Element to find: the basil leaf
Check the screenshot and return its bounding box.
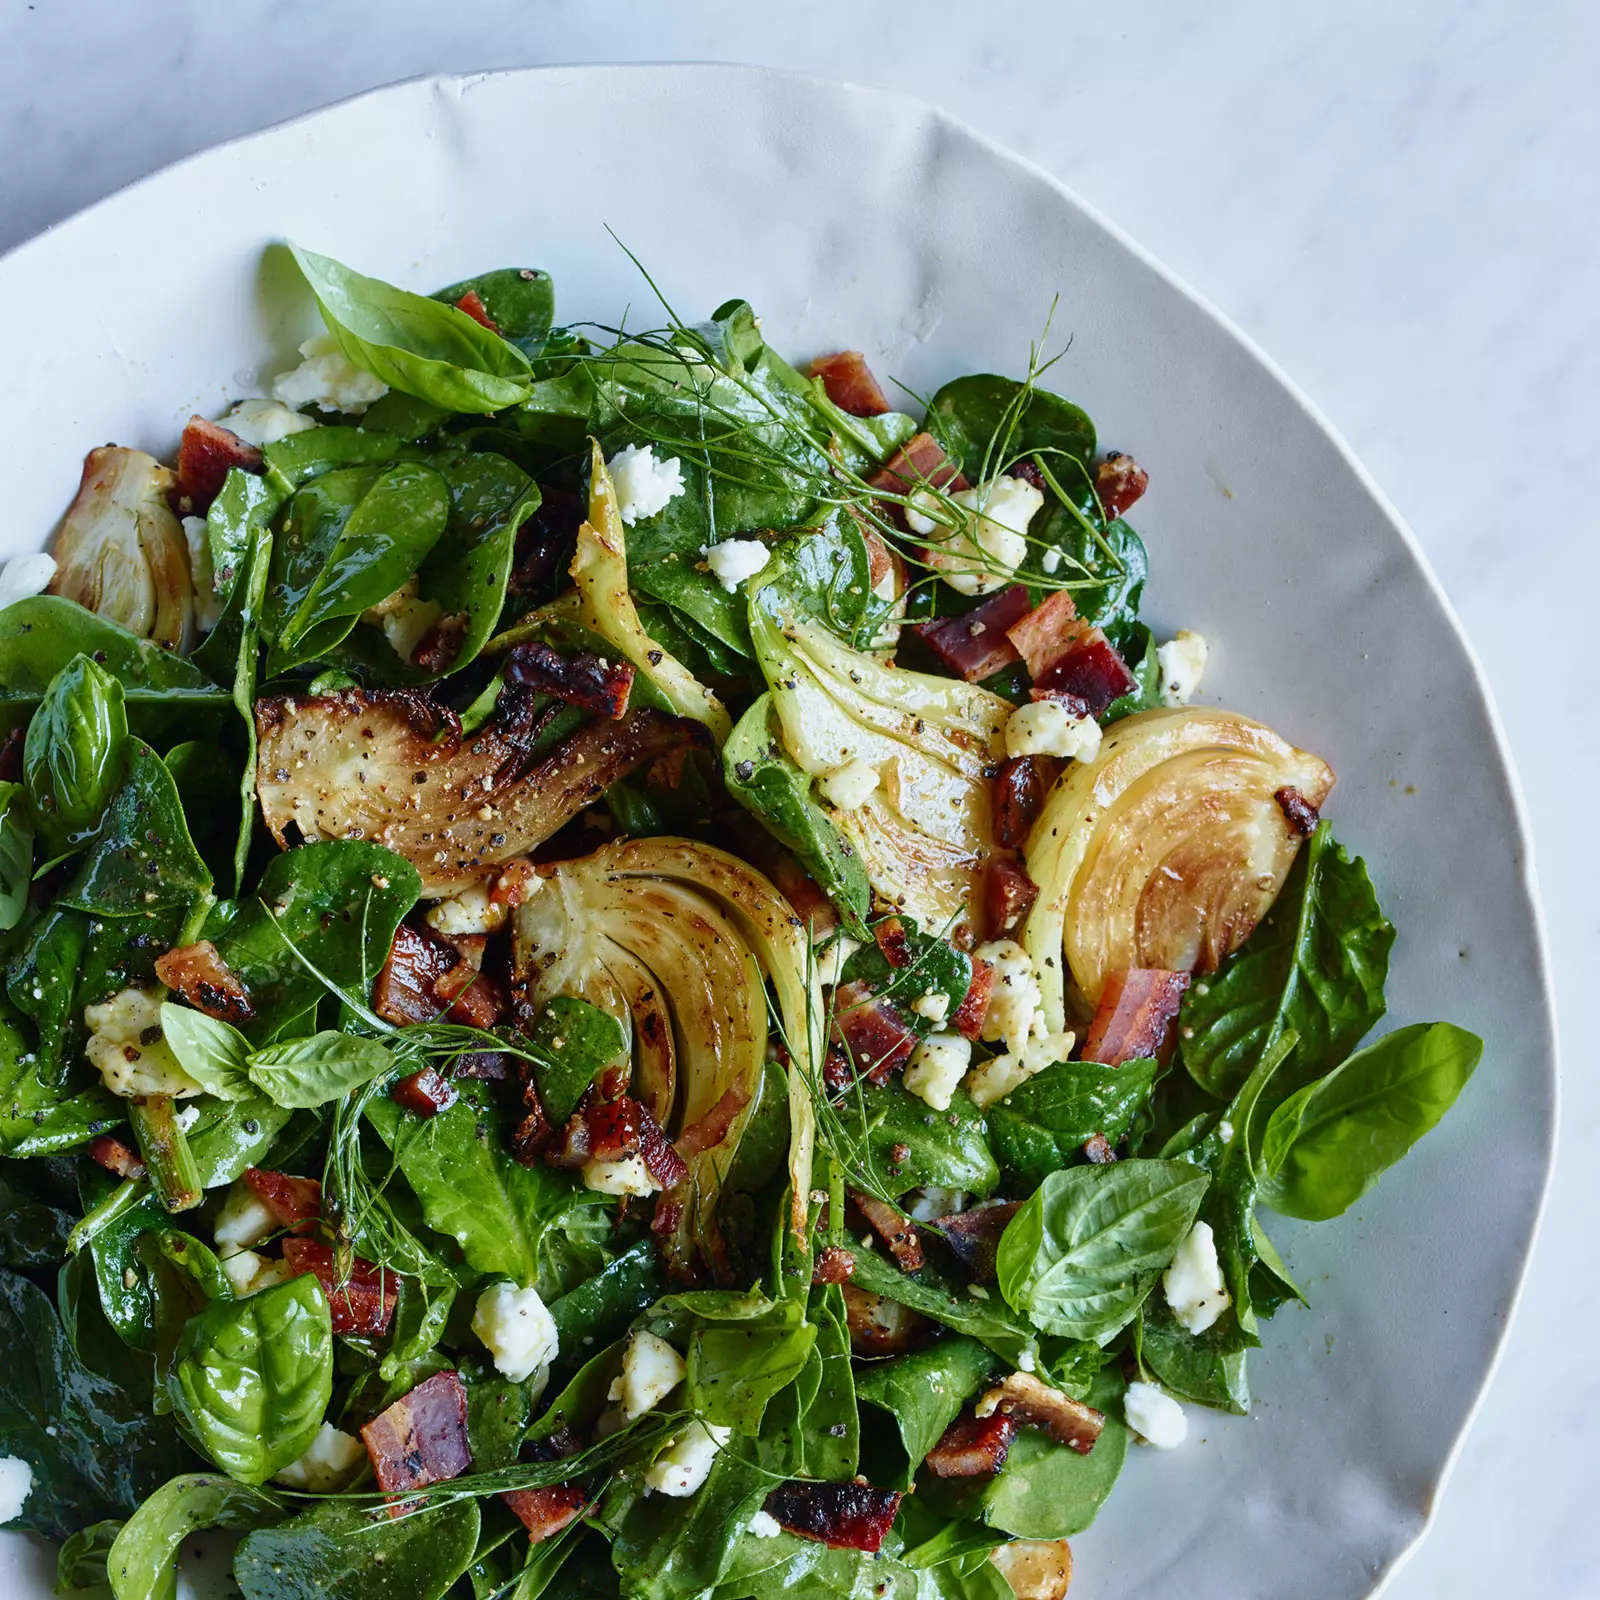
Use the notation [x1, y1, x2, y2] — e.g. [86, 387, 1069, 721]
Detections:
[235, 1494, 480, 1600]
[246, 1030, 395, 1109]
[525, 995, 628, 1125]
[107, 1473, 283, 1600]
[169, 1275, 333, 1484]
[855, 1335, 1002, 1489]
[1259, 1021, 1482, 1221]
[288, 242, 534, 413]
[1182, 824, 1395, 1100]
[57, 1517, 122, 1592]
[995, 1160, 1210, 1342]
[985, 1058, 1159, 1191]
[160, 1003, 253, 1101]
[24, 652, 128, 857]
[0, 781, 33, 930]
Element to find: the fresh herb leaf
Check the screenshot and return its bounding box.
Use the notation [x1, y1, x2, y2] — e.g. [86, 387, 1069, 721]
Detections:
[855, 1335, 1002, 1489]
[525, 995, 628, 1125]
[0, 783, 32, 931]
[246, 1030, 395, 1109]
[985, 1058, 1159, 1191]
[24, 653, 128, 858]
[160, 1004, 253, 1101]
[106, 1473, 283, 1600]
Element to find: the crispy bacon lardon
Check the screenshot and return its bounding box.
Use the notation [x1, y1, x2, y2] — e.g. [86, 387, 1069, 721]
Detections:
[976, 1371, 1105, 1456]
[176, 415, 263, 512]
[829, 982, 919, 1086]
[852, 1192, 924, 1272]
[673, 1082, 751, 1161]
[951, 957, 995, 1040]
[911, 584, 1031, 683]
[984, 860, 1040, 941]
[808, 350, 891, 417]
[1275, 784, 1321, 837]
[931, 1201, 1019, 1282]
[391, 1066, 459, 1118]
[763, 1480, 903, 1553]
[243, 1167, 320, 1233]
[361, 1370, 473, 1508]
[501, 1485, 586, 1542]
[153, 940, 255, 1025]
[866, 431, 969, 499]
[585, 1095, 688, 1189]
[1095, 452, 1148, 519]
[88, 1134, 145, 1181]
[1031, 630, 1136, 718]
[841, 1284, 927, 1355]
[990, 1539, 1074, 1600]
[1081, 969, 1191, 1067]
[811, 1245, 857, 1286]
[1005, 591, 1083, 681]
[503, 640, 636, 720]
[282, 1238, 399, 1337]
[925, 1409, 1018, 1477]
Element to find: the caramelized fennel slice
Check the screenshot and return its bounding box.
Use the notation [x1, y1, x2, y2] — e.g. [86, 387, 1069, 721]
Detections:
[254, 690, 691, 895]
[1022, 706, 1334, 1027]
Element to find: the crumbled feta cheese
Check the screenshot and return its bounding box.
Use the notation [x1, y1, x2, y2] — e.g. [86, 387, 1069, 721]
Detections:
[928, 475, 1044, 597]
[472, 1282, 559, 1389]
[181, 516, 221, 633]
[643, 1419, 731, 1497]
[362, 577, 442, 662]
[912, 989, 951, 1026]
[214, 1180, 277, 1259]
[1124, 1381, 1188, 1449]
[583, 1154, 660, 1197]
[222, 398, 318, 448]
[747, 1509, 783, 1538]
[84, 988, 203, 1099]
[973, 940, 1044, 1056]
[1157, 630, 1209, 706]
[272, 332, 388, 414]
[906, 1186, 967, 1222]
[219, 1250, 296, 1298]
[615, 1330, 686, 1420]
[702, 538, 771, 593]
[425, 880, 507, 938]
[962, 1030, 1075, 1109]
[1004, 699, 1103, 763]
[815, 935, 861, 988]
[0, 552, 57, 612]
[903, 1032, 973, 1112]
[1016, 1345, 1038, 1373]
[1162, 1220, 1232, 1335]
[1218, 1119, 1235, 1145]
[1040, 546, 1063, 575]
[903, 488, 946, 537]
[0, 1456, 32, 1523]
[818, 759, 879, 811]
[606, 443, 686, 526]
[174, 1104, 200, 1134]
[272, 1422, 365, 1491]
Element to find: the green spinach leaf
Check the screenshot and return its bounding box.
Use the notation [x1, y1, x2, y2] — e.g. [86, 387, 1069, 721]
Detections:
[24, 653, 128, 858]
[0, 1159, 75, 1265]
[985, 1058, 1158, 1191]
[432, 265, 555, 355]
[927, 374, 1096, 485]
[842, 1079, 998, 1199]
[525, 995, 628, 1125]
[0, 783, 33, 930]
[107, 1473, 283, 1600]
[855, 1335, 1002, 1489]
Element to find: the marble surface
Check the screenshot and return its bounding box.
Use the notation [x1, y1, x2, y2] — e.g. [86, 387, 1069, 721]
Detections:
[0, 1, 1591, 1593]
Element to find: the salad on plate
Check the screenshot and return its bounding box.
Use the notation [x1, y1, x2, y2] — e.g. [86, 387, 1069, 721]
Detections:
[0, 246, 1481, 1600]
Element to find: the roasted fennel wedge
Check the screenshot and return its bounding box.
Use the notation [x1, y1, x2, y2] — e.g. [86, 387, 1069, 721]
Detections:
[1023, 705, 1334, 1026]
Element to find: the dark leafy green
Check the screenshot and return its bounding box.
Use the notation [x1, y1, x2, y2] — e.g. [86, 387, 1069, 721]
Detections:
[844, 1079, 998, 1199]
[246, 1030, 395, 1109]
[24, 653, 128, 859]
[433, 266, 556, 354]
[856, 1336, 1001, 1488]
[0, 782, 31, 930]
[984, 1058, 1159, 1190]
[526, 996, 628, 1125]
[107, 1473, 283, 1600]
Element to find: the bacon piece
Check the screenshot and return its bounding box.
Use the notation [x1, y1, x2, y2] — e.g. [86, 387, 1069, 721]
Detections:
[360, 1370, 472, 1507]
[1008, 459, 1047, 491]
[453, 1050, 513, 1079]
[391, 1066, 459, 1119]
[507, 484, 582, 597]
[282, 1237, 399, 1336]
[811, 1245, 856, 1285]
[910, 585, 1030, 683]
[489, 858, 542, 909]
[543, 1098, 590, 1169]
[1031, 629, 1137, 717]
[444, 971, 506, 1030]
[454, 289, 500, 332]
[866, 431, 968, 497]
[153, 940, 255, 1025]
[809, 350, 891, 417]
[976, 1371, 1105, 1455]
[983, 860, 1039, 941]
[88, 1134, 145, 1180]
[951, 958, 995, 1041]
[1005, 591, 1085, 681]
[931, 1202, 1019, 1282]
[841, 1285, 927, 1355]
[853, 1192, 923, 1272]
[993, 757, 1053, 850]
[925, 1410, 1018, 1478]
[1082, 1133, 1117, 1164]
[763, 1480, 903, 1554]
[411, 615, 468, 675]
[244, 1167, 321, 1234]
[829, 982, 918, 1085]
[500, 1485, 585, 1542]
[1081, 968, 1191, 1067]
[873, 916, 912, 969]
[674, 1082, 751, 1160]
[586, 1096, 688, 1189]
[1275, 785, 1320, 837]
[1095, 452, 1148, 520]
[176, 416, 263, 512]
[503, 640, 636, 720]
[372, 924, 458, 1025]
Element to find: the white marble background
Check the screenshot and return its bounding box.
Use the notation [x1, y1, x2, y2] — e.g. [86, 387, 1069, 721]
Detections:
[1, 0, 1593, 1592]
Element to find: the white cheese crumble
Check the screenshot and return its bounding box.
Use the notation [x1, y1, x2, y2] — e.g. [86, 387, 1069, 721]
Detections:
[472, 1282, 559, 1388]
[973, 940, 1044, 1056]
[702, 538, 771, 593]
[927, 475, 1044, 597]
[1218, 1119, 1235, 1145]
[1040, 546, 1064, 575]
[222, 398, 318, 448]
[902, 489, 945, 537]
[0, 1456, 32, 1523]
[606, 443, 686, 526]
[912, 989, 951, 1026]
[903, 1032, 973, 1112]
[818, 759, 879, 811]
[1004, 699, 1103, 763]
[84, 988, 203, 1099]
[174, 1104, 200, 1134]
[747, 1509, 784, 1538]
[214, 1181, 277, 1259]
[582, 1154, 660, 1197]
[425, 880, 507, 938]
[1156, 630, 1209, 706]
[962, 1029, 1076, 1109]
[363, 577, 442, 662]
[273, 1422, 365, 1491]
[613, 1330, 686, 1420]
[815, 935, 861, 988]
[643, 1418, 731, 1497]
[906, 1187, 967, 1222]
[1162, 1220, 1232, 1335]
[272, 332, 389, 414]
[181, 516, 221, 633]
[1124, 1381, 1188, 1449]
[0, 552, 57, 612]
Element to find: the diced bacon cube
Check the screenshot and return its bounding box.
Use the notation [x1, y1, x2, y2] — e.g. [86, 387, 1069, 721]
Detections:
[88, 1134, 145, 1181]
[503, 641, 635, 720]
[808, 350, 891, 417]
[993, 757, 1053, 850]
[951, 958, 995, 1040]
[1081, 968, 1191, 1066]
[1005, 591, 1085, 681]
[361, 1370, 472, 1508]
[390, 1066, 458, 1119]
[1095, 453, 1148, 520]
[243, 1167, 321, 1234]
[586, 1096, 688, 1189]
[763, 1480, 903, 1553]
[811, 1245, 856, 1285]
[853, 1191, 923, 1272]
[1031, 629, 1136, 717]
[983, 860, 1040, 940]
[372, 924, 458, 1026]
[866, 431, 969, 497]
[829, 982, 919, 1084]
[930, 1201, 1019, 1282]
[176, 416, 263, 512]
[282, 1237, 399, 1336]
[925, 1410, 1018, 1477]
[153, 940, 255, 1025]
[873, 916, 912, 969]
[910, 584, 1031, 683]
[500, 1485, 586, 1541]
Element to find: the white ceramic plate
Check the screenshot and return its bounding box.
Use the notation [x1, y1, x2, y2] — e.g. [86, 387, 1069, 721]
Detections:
[0, 65, 1554, 1600]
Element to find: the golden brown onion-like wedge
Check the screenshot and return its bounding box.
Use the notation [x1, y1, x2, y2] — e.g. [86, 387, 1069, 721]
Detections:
[1023, 707, 1333, 1028]
[989, 1539, 1074, 1600]
[255, 690, 690, 895]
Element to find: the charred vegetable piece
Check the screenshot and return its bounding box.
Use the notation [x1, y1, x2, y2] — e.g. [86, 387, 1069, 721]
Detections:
[282, 1238, 399, 1337]
[1081, 969, 1191, 1066]
[763, 1480, 903, 1553]
[842, 1284, 928, 1355]
[153, 940, 255, 1025]
[503, 639, 635, 719]
[990, 1539, 1074, 1600]
[808, 350, 891, 417]
[360, 1370, 472, 1505]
